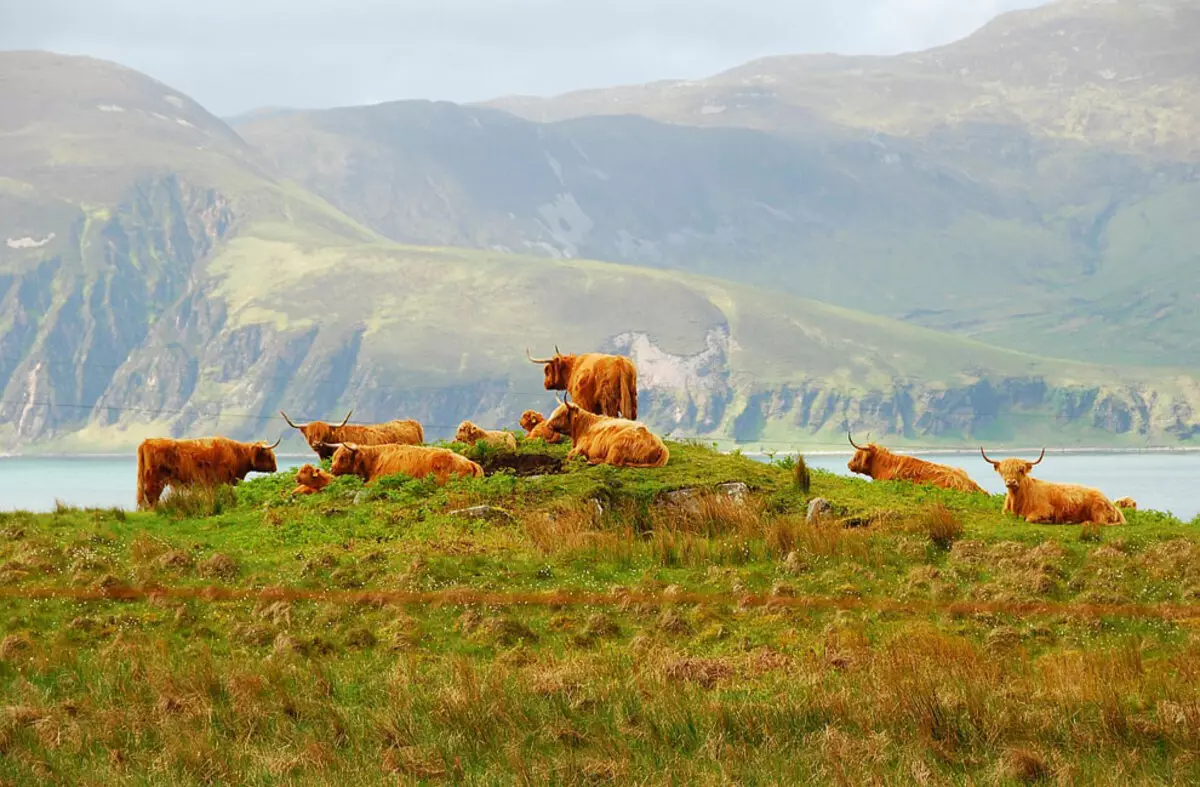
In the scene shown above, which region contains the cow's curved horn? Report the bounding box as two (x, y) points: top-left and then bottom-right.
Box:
(848, 431), (864, 450)
(554, 344), (561, 356)
(1030, 447), (1046, 466)
(527, 347), (553, 364)
(336, 410), (353, 428)
(980, 447), (1000, 467)
(264, 436), (282, 450)
(280, 410), (306, 429)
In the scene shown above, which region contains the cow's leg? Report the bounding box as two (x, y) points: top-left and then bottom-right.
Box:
(141, 479), (165, 509)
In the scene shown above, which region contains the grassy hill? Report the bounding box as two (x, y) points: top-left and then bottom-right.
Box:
(3, 49), (1200, 452)
(0, 443), (1196, 782)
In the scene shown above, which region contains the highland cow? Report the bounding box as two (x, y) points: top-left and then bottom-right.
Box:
(527, 347), (637, 420)
(280, 410), (423, 459)
(325, 442), (484, 485)
(137, 436), (280, 509)
(455, 420), (518, 451)
(847, 433), (984, 494)
(543, 395), (668, 468)
(981, 447), (1126, 525)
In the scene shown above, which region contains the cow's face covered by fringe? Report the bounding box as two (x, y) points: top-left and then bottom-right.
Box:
(982, 448), (1045, 492)
(328, 443), (362, 477)
(296, 464), (331, 489)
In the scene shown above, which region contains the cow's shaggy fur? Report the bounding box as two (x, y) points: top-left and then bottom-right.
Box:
(982, 449), (1126, 525)
(291, 464), (334, 496)
(327, 443), (484, 485)
(519, 410), (563, 444)
(847, 435), (984, 493)
(281, 410), (423, 459)
(137, 437), (279, 509)
(455, 421), (518, 451)
(544, 400), (668, 468)
(528, 348), (637, 420)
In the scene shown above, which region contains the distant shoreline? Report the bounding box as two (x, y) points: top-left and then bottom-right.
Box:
(746, 446), (1200, 458)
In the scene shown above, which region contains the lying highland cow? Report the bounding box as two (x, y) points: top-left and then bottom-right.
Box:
(544, 395), (668, 468)
(519, 410), (562, 444)
(325, 442), (484, 485)
(847, 433), (984, 494)
(291, 464), (334, 496)
(981, 447), (1125, 525)
(455, 420), (518, 451)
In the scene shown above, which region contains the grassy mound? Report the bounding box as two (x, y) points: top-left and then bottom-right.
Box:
(0, 442), (1197, 784)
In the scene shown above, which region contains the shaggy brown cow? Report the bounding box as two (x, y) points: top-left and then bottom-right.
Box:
(543, 395), (668, 468)
(527, 347), (637, 420)
(519, 410), (562, 444)
(981, 448), (1126, 525)
(280, 410), (424, 459)
(136, 436), (280, 509)
(291, 464), (334, 496)
(325, 443), (484, 485)
(847, 433), (984, 494)
(1113, 497), (1137, 510)
(455, 420), (518, 451)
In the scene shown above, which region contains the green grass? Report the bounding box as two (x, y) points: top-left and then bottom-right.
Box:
(1, 442), (1197, 784)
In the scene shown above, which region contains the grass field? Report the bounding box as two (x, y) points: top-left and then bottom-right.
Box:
(1, 441), (1198, 784)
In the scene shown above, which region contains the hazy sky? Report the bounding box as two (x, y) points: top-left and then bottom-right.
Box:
(1, 0), (1049, 116)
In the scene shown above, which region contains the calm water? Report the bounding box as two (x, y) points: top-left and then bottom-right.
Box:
(0, 452), (1197, 519)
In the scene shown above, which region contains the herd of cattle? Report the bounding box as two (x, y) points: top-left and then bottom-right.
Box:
(135, 347), (1135, 525)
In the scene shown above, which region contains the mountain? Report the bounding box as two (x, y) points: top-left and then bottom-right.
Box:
(4, 34), (1200, 452)
(236, 0), (1200, 367)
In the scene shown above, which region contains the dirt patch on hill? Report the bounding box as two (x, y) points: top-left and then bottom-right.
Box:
(477, 453), (564, 477)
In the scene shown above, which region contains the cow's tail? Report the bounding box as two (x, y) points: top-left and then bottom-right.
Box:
(621, 369), (637, 421)
(135, 442), (147, 510)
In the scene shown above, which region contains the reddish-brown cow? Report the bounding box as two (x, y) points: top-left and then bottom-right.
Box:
(543, 395), (668, 468)
(527, 347), (637, 420)
(981, 448), (1126, 525)
(291, 464), (334, 496)
(136, 436), (280, 509)
(326, 442), (484, 485)
(455, 421), (518, 451)
(281, 410), (424, 459)
(519, 410), (562, 444)
(847, 433), (984, 493)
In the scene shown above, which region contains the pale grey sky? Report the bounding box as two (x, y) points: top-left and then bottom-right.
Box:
(0, 0), (1049, 116)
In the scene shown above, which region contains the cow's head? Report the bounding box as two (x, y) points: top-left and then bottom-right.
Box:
(251, 437), (281, 473)
(846, 432), (878, 476)
(281, 410), (353, 457)
(519, 410), (545, 431)
(545, 393), (579, 434)
(527, 346), (573, 390)
(325, 442), (362, 477)
(455, 421), (485, 444)
(981, 447), (1044, 492)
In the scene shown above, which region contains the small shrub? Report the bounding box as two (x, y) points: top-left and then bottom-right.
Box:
(157, 484), (238, 519)
(1079, 521), (1103, 543)
(920, 503), (963, 549)
(792, 455), (811, 494)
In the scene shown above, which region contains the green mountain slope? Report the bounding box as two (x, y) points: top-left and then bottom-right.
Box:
(3, 51), (1199, 452)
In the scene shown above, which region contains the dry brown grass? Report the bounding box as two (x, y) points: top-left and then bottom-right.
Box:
(918, 503), (964, 549)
